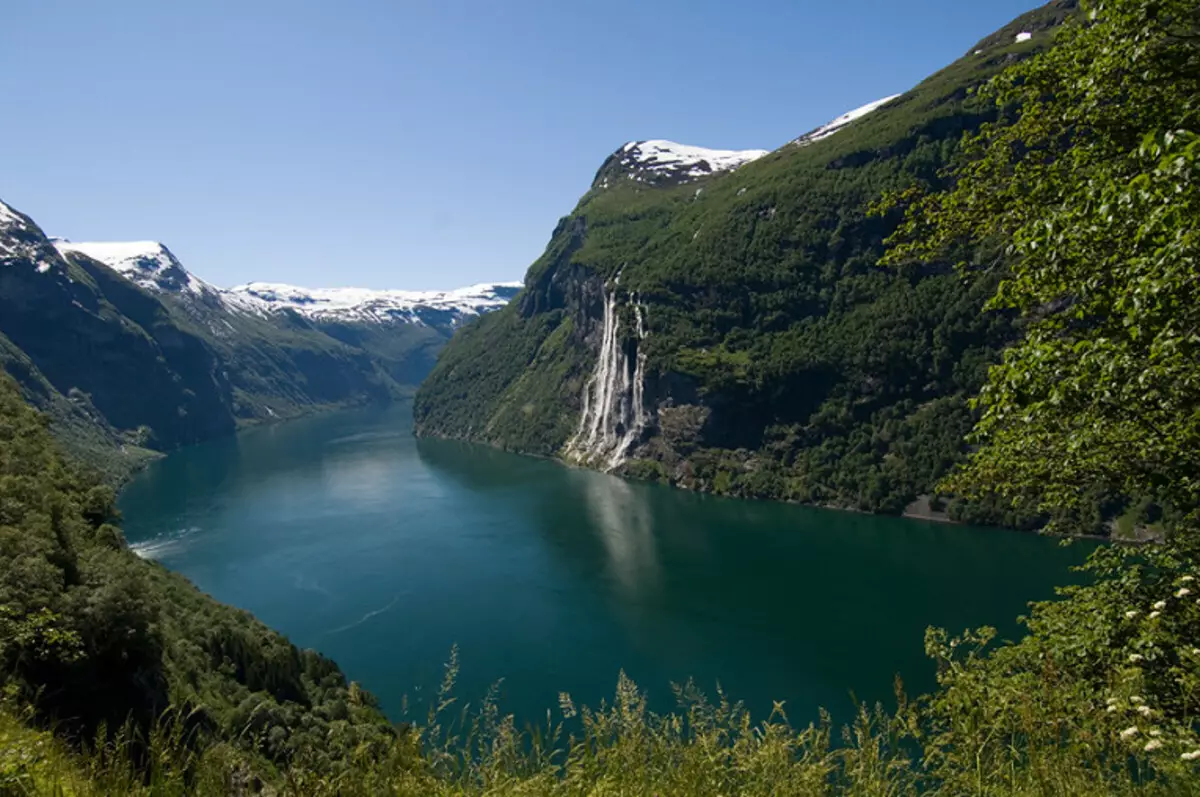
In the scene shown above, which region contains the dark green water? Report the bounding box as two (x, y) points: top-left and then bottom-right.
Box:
(119, 402), (1091, 726)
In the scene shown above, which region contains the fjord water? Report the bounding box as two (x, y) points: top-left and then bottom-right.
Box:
(119, 403), (1090, 726)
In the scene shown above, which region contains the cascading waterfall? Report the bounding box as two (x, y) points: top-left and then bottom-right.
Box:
(564, 285), (648, 471)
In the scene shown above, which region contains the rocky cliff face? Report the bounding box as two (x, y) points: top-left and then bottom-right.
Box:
(414, 2), (1076, 514)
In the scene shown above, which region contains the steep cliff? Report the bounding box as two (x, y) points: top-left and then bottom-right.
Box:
(414, 1), (1079, 515)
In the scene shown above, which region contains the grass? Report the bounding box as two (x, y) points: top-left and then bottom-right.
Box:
(6, 657), (1199, 796)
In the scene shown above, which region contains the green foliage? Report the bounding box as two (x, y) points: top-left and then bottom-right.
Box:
(416, 3), (1073, 521)
(416, 308), (587, 456)
(882, 0), (1200, 532)
(0, 372), (394, 777)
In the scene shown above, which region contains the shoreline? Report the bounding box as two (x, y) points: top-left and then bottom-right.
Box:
(413, 429), (1121, 543)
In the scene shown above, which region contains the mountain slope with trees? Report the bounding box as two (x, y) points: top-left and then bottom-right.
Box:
(0, 372), (395, 781)
(415, 1), (1080, 526)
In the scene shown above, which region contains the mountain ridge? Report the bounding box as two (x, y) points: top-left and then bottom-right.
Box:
(52, 235), (520, 327)
(1, 199), (516, 479)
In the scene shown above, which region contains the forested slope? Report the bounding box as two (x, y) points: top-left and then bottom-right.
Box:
(0, 373), (395, 776)
(415, 2), (1079, 524)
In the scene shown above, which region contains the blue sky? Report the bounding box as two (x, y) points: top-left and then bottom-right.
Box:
(3, 1), (1038, 290)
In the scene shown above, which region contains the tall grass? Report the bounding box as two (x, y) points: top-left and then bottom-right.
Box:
(5, 655), (1198, 797)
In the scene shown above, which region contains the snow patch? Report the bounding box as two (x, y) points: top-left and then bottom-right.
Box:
(1015, 31), (1033, 43)
(605, 140), (768, 186)
(1, 200), (57, 272)
(52, 237), (520, 327)
(226, 281), (524, 325)
(53, 240), (215, 296)
(793, 94), (902, 146)
(0, 200), (27, 231)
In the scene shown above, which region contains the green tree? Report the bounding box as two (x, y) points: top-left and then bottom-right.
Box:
(882, 0), (1200, 531)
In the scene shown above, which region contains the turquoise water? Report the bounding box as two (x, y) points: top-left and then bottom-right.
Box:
(119, 402), (1091, 726)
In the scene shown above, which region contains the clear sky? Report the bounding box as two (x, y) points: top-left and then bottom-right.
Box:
(2, 1), (1039, 290)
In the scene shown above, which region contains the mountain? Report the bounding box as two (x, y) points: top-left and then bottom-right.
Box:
(593, 141), (770, 189)
(226, 281), (521, 324)
(53, 236), (521, 386)
(414, 1), (1080, 521)
(52, 240), (219, 296)
(0, 200), (515, 478)
(52, 239), (521, 327)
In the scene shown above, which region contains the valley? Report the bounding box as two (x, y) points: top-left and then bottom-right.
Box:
(0, 198), (518, 479)
(3, 0), (1199, 793)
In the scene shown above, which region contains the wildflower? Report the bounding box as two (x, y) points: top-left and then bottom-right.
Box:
(1145, 739), (1163, 752)
(1136, 705), (1152, 717)
(1130, 696), (1144, 704)
(1120, 727), (1140, 739)
(1125, 610), (1140, 619)
(1153, 600), (1167, 610)
(1182, 750), (1200, 761)
(1149, 729), (1162, 737)
(1193, 648), (1200, 657)
(1149, 611), (1161, 619)
(1129, 653), (1145, 663)
(1106, 705), (1118, 712)
(1180, 575), (1195, 583)
(1178, 587), (1192, 597)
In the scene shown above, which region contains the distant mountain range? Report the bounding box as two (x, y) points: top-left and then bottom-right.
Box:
(49, 238), (520, 327)
(0, 199), (517, 478)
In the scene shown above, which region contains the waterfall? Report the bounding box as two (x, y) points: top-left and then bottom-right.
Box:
(564, 286), (648, 471)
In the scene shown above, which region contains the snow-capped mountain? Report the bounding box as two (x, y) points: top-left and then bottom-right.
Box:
(54, 240), (218, 297)
(1, 193), (525, 461)
(0, 200), (33, 244)
(591, 96), (905, 191)
(793, 95), (902, 146)
(595, 140), (769, 188)
(227, 281), (523, 326)
(52, 238), (520, 329)
(0, 200), (56, 270)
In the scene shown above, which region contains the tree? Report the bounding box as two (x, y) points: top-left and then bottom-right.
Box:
(882, 0), (1200, 531)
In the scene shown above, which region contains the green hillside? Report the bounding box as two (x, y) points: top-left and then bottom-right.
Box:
(414, 2), (1079, 525)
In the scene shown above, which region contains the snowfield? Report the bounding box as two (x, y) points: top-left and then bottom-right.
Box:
(602, 140), (769, 186)
(53, 238), (521, 327)
(226, 281), (524, 323)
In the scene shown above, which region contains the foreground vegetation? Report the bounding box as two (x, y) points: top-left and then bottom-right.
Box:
(4, 0), (1200, 793)
(0, 373), (396, 781)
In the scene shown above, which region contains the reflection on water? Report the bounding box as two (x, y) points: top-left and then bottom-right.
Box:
(321, 452), (402, 504)
(578, 472), (659, 598)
